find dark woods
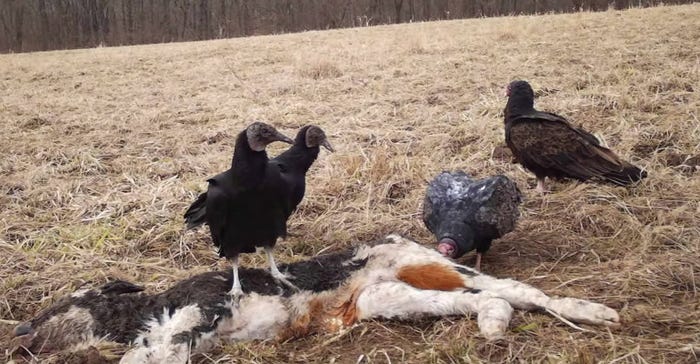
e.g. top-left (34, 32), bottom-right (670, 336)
top-left (0, 0), bottom-right (692, 53)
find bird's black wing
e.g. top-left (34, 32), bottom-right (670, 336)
top-left (204, 171), bottom-right (244, 255)
top-left (269, 141), bottom-right (319, 213)
top-left (422, 171), bottom-right (475, 234)
top-left (470, 176), bottom-right (522, 237)
top-left (184, 169), bottom-right (233, 231)
top-left (184, 191), bottom-right (208, 230)
top-left (269, 158), bottom-right (305, 212)
top-left (537, 111), bottom-right (602, 146)
top-left (264, 162), bottom-right (296, 222)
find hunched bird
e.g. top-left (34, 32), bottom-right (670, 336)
top-left (504, 80), bottom-right (647, 193)
top-left (184, 124), bottom-right (332, 298)
top-left (187, 121), bottom-right (294, 298)
top-left (422, 171), bottom-right (522, 271)
top-left (185, 125), bottom-right (333, 229)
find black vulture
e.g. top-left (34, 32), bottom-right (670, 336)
top-left (185, 125), bottom-right (333, 230)
top-left (184, 123), bottom-right (332, 297)
top-left (269, 125), bottom-right (333, 213)
top-left (422, 171), bottom-right (522, 271)
top-left (504, 80), bottom-right (647, 193)
top-left (187, 121), bottom-right (294, 297)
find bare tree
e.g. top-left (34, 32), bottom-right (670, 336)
top-left (0, 0), bottom-right (692, 53)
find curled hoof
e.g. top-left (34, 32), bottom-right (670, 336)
top-left (550, 298), bottom-right (620, 327)
top-left (582, 302), bottom-right (620, 327)
top-left (477, 297), bottom-right (513, 340)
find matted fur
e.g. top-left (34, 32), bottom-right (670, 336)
top-left (10, 235), bottom-right (618, 363)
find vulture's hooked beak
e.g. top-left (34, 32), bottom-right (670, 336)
top-left (276, 131), bottom-right (294, 145)
top-left (321, 139), bottom-right (334, 152)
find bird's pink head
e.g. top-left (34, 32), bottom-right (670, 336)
top-left (437, 237), bottom-right (458, 258)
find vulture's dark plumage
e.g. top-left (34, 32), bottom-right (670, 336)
top-left (504, 80), bottom-right (647, 193)
top-left (422, 171), bottom-right (522, 271)
top-left (185, 125), bottom-right (332, 229)
top-left (269, 125), bottom-right (333, 213)
top-left (184, 124), bottom-right (332, 297)
top-left (185, 121), bottom-right (294, 297)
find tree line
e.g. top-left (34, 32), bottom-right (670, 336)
top-left (0, 0), bottom-right (692, 53)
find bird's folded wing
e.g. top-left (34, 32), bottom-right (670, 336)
top-left (508, 117), bottom-right (626, 181)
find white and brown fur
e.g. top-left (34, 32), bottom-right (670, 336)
top-left (10, 235), bottom-right (619, 363)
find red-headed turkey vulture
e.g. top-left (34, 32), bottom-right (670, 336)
top-left (504, 80), bottom-right (647, 193)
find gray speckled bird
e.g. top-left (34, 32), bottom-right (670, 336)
top-left (422, 171), bottom-right (522, 271)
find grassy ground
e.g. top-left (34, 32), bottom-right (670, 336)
top-left (1, 4), bottom-right (699, 363)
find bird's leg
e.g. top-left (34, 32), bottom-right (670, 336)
top-left (229, 256), bottom-right (243, 303)
top-left (265, 247), bottom-right (299, 291)
top-left (535, 177), bottom-right (549, 194)
top-left (475, 253), bottom-right (483, 272)
top-left (265, 247), bottom-right (293, 279)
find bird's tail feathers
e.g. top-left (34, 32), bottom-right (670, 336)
top-left (184, 193), bottom-right (208, 230)
top-left (602, 161), bottom-right (647, 186)
top-left (589, 147), bottom-right (647, 186)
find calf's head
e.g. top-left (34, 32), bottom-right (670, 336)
top-left (10, 280), bottom-right (145, 356)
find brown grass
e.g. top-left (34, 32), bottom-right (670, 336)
top-left (1, 4), bottom-right (699, 363)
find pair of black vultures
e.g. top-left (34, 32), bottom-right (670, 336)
top-left (184, 80), bottom-right (646, 297)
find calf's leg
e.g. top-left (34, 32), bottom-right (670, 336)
top-left (354, 281), bottom-right (513, 339)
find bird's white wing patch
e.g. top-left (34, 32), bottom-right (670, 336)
top-left (445, 178), bottom-right (471, 200)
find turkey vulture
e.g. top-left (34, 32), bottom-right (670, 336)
top-left (185, 125), bottom-right (333, 229)
top-left (187, 121), bottom-right (294, 298)
top-left (504, 80), bottom-right (647, 193)
top-left (422, 171), bottom-right (522, 271)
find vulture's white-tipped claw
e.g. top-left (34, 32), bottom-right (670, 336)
top-left (273, 273), bottom-right (300, 292)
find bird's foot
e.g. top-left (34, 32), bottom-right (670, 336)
top-left (271, 271), bottom-right (300, 292)
top-left (535, 186), bottom-right (550, 194)
top-left (535, 179), bottom-right (550, 194)
top-left (228, 285), bottom-right (244, 307)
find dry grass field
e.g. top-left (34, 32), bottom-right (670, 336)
top-left (1, 4), bottom-right (699, 363)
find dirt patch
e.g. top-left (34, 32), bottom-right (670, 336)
top-left (298, 60), bottom-right (343, 79)
top-left (632, 131), bottom-right (678, 157)
top-left (662, 152), bottom-right (700, 175)
top-left (21, 116), bottom-right (51, 130)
